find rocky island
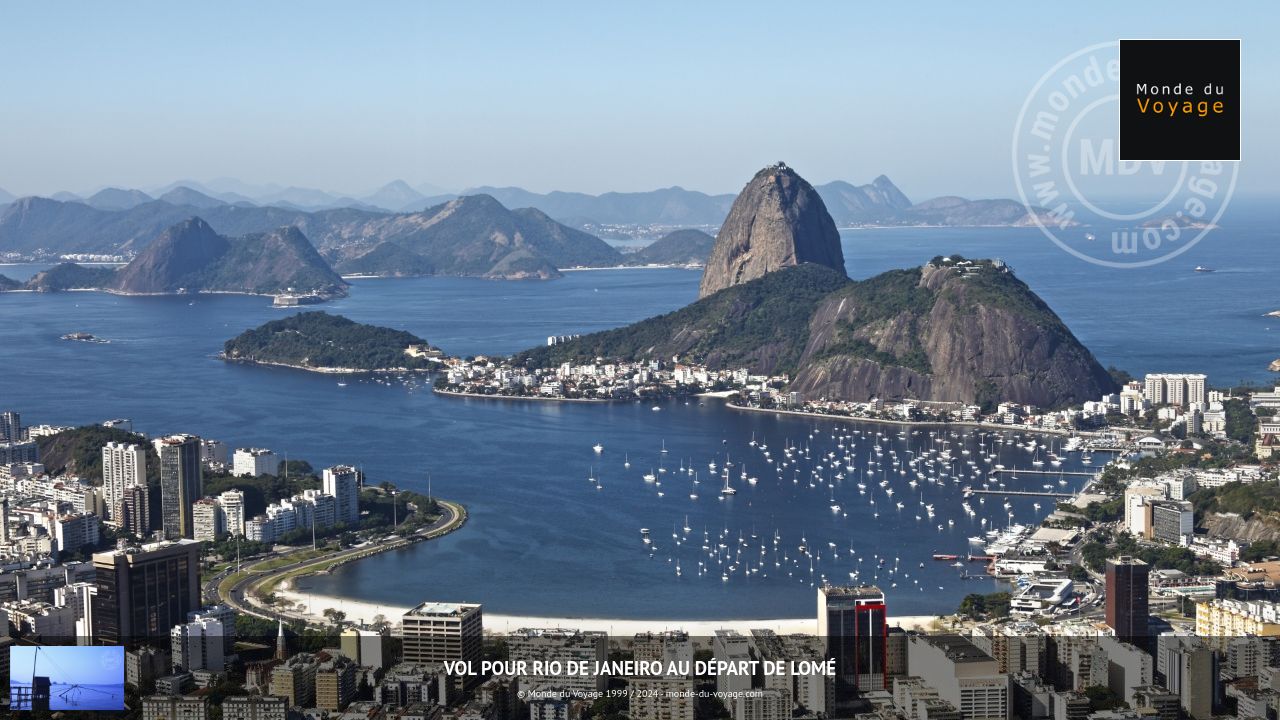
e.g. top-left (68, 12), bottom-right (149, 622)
top-left (222, 311), bottom-right (442, 373)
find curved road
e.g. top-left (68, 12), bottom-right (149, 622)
top-left (212, 499), bottom-right (466, 623)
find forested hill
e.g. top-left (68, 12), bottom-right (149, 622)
top-left (222, 311), bottom-right (439, 371)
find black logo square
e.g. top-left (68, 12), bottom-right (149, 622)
top-left (1120, 39), bottom-right (1240, 161)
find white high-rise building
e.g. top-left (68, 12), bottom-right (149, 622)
top-left (218, 489), bottom-right (246, 537)
top-left (323, 465), bottom-right (360, 525)
top-left (1143, 373), bottom-right (1208, 408)
top-left (102, 441), bottom-right (146, 525)
top-left (233, 448), bottom-right (277, 477)
top-left (172, 616), bottom-right (226, 672)
top-left (192, 498), bottom-right (224, 542)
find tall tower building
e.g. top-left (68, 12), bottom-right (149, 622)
top-left (102, 441), bottom-right (146, 525)
top-left (402, 601), bottom-right (482, 690)
top-left (218, 489), bottom-right (246, 537)
top-left (1106, 557), bottom-right (1150, 643)
top-left (91, 539), bottom-right (202, 643)
top-left (818, 584), bottom-right (887, 697)
top-left (120, 485), bottom-right (151, 537)
top-left (0, 410), bottom-right (21, 442)
top-left (156, 434), bottom-right (202, 539)
top-left (322, 465), bottom-right (360, 526)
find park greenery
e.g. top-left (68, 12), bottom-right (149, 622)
top-left (1079, 531), bottom-right (1220, 576)
top-left (956, 591), bottom-right (1011, 620)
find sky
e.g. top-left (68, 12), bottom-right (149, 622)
top-left (9, 646), bottom-right (124, 685)
top-left (1, 2), bottom-right (1276, 200)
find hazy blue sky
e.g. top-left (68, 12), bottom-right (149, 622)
top-left (1, 2), bottom-right (1274, 199)
top-left (9, 646), bottom-right (124, 685)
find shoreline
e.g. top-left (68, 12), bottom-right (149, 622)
top-left (220, 354), bottom-right (436, 375)
top-left (560, 264), bottom-right (703, 272)
top-left (433, 386), bottom-right (624, 403)
top-left (274, 588), bottom-right (942, 635)
top-left (725, 401), bottom-right (1095, 438)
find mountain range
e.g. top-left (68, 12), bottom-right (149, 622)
top-left (515, 163), bottom-right (1116, 408)
top-left (0, 190), bottom-right (623, 277)
top-left (0, 173), bottom-right (1058, 249)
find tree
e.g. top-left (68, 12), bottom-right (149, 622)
top-left (322, 608), bottom-right (347, 627)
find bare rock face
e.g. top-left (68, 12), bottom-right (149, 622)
top-left (698, 163), bottom-right (845, 298)
top-left (789, 260), bottom-right (1117, 408)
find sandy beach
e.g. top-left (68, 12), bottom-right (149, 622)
top-left (276, 587), bottom-right (942, 635)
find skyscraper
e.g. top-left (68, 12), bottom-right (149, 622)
top-left (401, 601), bottom-right (482, 690)
top-left (91, 539), bottom-right (202, 643)
top-left (0, 410), bottom-right (21, 442)
top-left (322, 465), bottom-right (359, 526)
top-left (156, 435), bottom-right (202, 539)
top-left (818, 584), bottom-right (887, 697)
top-left (120, 485), bottom-right (152, 537)
top-left (103, 441), bottom-right (146, 525)
top-left (1106, 557), bottom-right (1150, 643)
top-left (218, 489), bottom-right (246, 537)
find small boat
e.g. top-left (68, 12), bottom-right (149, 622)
top-left (337, 382), bottom-right (347, 387)
top-left (1194, 265), bottom-right (1214, 272)
top-left (593, 443), bottom-right (603, 454)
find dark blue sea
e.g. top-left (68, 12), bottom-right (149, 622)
top-left (1, 203), bottom-right (1276, 619)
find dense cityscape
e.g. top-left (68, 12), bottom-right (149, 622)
top-left (1, 367), bottom-right (1278, 718)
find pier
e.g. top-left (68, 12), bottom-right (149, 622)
top-left (993, 468), bottom-right (1098, 477)
top-left (966, 489), bottom-right (1074, 499)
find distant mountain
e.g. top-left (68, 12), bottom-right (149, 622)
top-left (84, 188), bottom-right (154, 211)
top-left (0, 188), bottom-right (15, 204)
top-left (5, 217), bottom-right (347, 297)
top-left (361, 180), bottom-right (427, 212)
top-left (158, 187), bottom-right (228, 209)
top-left (50, 191), bottom-right (82, 202)
top-left (0, 193), bottom-right (619, 277)
top-left (112, 218), bottom-right (346, 296)
top-left (902, 196), bottom-right (1051, 226)
top-left (0, 273), bottom-right (22, 291)
top-left (335, 241), bottom-right (435, 277)
top-left (700, 163), bottom-right (845, 298)
top-left (321, 195), bottom-right (622, 279)
top-left (813, 176), bottom-right (912, 223)
top-left (625, 229), bottom-right (716, 266)
top-left (813, 176), bottom-right (1060, 227)
top-left (255, 186), bottom-right (343, 209)
top-left (456, 186), bottom-right (736, 226)
top-left (0, 197), bottom-right (193, 254)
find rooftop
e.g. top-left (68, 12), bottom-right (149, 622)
top-left (405, 601), bottom-right (481, 618)
top-left (821, 584), bottom-right (885, 600)
top-left (915, 634), bottom-right (995, 664)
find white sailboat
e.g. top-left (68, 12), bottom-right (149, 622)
top-left (720, 469), bottom-right (737, 495)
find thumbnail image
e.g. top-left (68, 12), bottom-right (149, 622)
top-left (9, 646), bottom-right (125, 711)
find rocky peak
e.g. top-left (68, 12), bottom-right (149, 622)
top-left (698, 163), bottom-right (845, 298)
top-left (868, 175), bottom-right (912, 208)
